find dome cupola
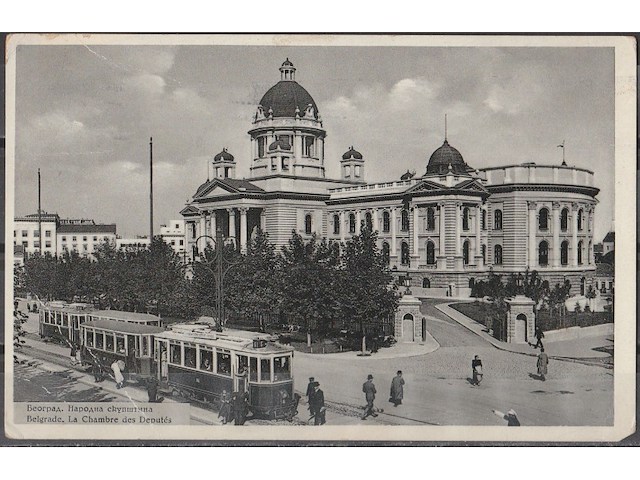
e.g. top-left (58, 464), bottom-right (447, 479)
top-left (342, 146), bottom-right (363, 160)
top-left (426, 139), bottom-right (468, 175)
top-left (211, 147), bottom-right (236, 179)
top-left (340, 146), bottom-right (365, 182)
top-left (213, 147), bottom-right (234, 162)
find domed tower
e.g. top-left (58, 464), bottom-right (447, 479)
top-left (211, 147), bottom-right (236, 179)
top-left (248, 59), bottom-right (327, 178)
top-left (340, 146), bottom-right (365, 181)
top-left (424, 137), bottom-right (474, 186)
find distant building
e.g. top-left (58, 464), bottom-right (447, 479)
top-left (602, 231), bottom-right (614, 255)
top-left (57, 222), bottom-right (117, 257)
top-left (14, 245), bottom-right (25, 266)
top-left (14, 212), bottom-right (60, 256)
top-left (116, 236), bottom-right (151, 251)
top-left (159, 219), bottom-right (186, 258)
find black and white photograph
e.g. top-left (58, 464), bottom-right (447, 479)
top-left (4, 34), bottom-right (636, 442)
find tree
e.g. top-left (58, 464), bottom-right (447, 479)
top-left (523, 270), bottom-right (550, 324)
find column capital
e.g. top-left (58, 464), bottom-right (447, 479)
top-left (437, 202), bottom-right (446, 209)
top-left (552, 201), bottom-right (561, 209)
top-left (527, 201), bottom-right (537, 211)
top-left (238, 207), bottom-right (249, 214)
top-left (571, 202), bottom-right (580, 212)
top-left (226, 208), bottom-right (236, 215)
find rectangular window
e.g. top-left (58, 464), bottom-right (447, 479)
top-left (83, 244), bottom-right (88, 251)
top-left (249, 357), bottom-right (258, 382)
top-left (216, 351), bottom-right (231, 376)
top-left (86, 329), bottom-right (94, 347)
top-left (281, 157), bottom-right (289, 171)
top-left (45, 230), bottom-right (51, 238)
top-left (141, 336), bottom-right (148, 356)
top-left (271, 157), bottom-right (277, 171)
top-left (62, 236), bottom-right (66, 242)
top-left (303, 136), bottom-right (315, 157)
top-left (116, 335), bottom-right (125, 354)
top-left (274, 355), bottom-right (291, 381)
top-left (170, 342), bottom-right (182, 364)
top-left (34, 241), bottom-right (40, 248)
top-left (184, 344), bottom-right (196, 368)
top-left (93, 236), bottom-right (98, 241)
top-left (45, 241), bottom-right (51, 248)
top-left (72, 236), bottom-right (77, 242)
top-left (34, 230), bottom-right (40, 238)
top-left (258, 137), bottom-right (266, 158)
top-left (179, 240), bottom-right (184, 246)
top-left (260, 358), bottom-right (271, 381)
top-left (237, 354), bottom-right (249, 375)
top-left (22, 230), bottom-right (28, 237)
top-left (13, 230), bottom-right (16, 237)
top-left (199, 348), bottom-right (213, 371)
top-left (95, 332), bottom-right (104, 349)
top-left (105, 333), bottom-right (114, 352)
top-left (83, 236), bottom-right (87, 241)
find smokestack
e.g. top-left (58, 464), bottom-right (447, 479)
top-left (149, 137), bottom-right (154, 242)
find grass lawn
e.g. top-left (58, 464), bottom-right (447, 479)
top-left (449, 301), bottom-right (496, 328)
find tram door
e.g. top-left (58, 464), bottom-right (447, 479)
top-left (234, 354), bottom-right (249, 394)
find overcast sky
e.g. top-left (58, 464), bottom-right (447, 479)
top-left (13, 44), bottom-right (614, 240)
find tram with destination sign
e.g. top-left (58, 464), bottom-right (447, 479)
top-left (154, 322), bottom-right (300, 420)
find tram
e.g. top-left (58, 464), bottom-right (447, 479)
top-left (39, 302), bottom-right (162, 346)
top-left (154, 323), bottom-right (300, 420)
top-left (79, 318), bottom-right (165, 379)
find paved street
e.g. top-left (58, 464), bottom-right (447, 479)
top-left (293, 299), bottom-right (613, 426)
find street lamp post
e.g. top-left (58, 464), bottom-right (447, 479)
top-left (194, 225), bottom-right (242, 329)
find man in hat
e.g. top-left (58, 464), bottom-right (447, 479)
top-left (361, 374), bottom-right (378, 420)
top-left (309, 382), bottom-right (326, 425)
top-left (471, 355), bottom-right (483, 386)
top-left (492, 408), bottom-right (520, 426)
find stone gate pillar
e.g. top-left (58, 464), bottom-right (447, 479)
top-left (394, 294), bottom-right (423, 342)
top-left (505, 295), bottom-right (536, 344)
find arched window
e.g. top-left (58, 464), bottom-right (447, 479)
top-left (561, 240), bottom-right (569, 265)
top-left (494, 209), bottom-right (503, 230)
top-left (401, 209), bottom-right (409, 231)
top-left (578, 209), bottom-right (584, 231)
top-left (382, 211), bottom-right (390, 233)
top-left (462, 207), bottom-right (470, 231)
top-left (463, 240), bottom-right (470, 265)
top-left (304, 214), bottom-right (312, 235)
top-left (494, 244), bottom-right (503, 265)
top-left (481, 244), bottom-right (486, 264)
top-left (365, 212), bottom-right (373, 230)
top-left (382, 242), bottom-right (390, 266)
top-left (538, 208), bottom-right (549, 231)
top-left (333, 214), bottom-right (340, 235)
top-left (580, 277), bottom-right (586, 296)
top-left (482, 210), bottom-right (486, 230)
top-left (422, 278), bottom-right (431, 288)
top-left (588, 241), bottom-right (592, 264)
top-left (426, 241), bottom-right (436, 265)
top-left (561, 208), bottom-right (569, 231)
top-left (401, 242), bottom-right (410, 265)
top-left (577, 240), bottom-right (583, 264)
top-left (349, 213), bottom-right (356, 234)
top-left (538, 240), bottom-right (549, 266)
top-left (426, 207), bottom-right (435, 231)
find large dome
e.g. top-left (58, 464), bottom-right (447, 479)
top-left (426, 140), bottom-right (468, 175)
top-left (258, 81), bottom-right (319, 119)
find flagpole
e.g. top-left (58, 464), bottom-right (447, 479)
top-left (149, 137), bottom-right (154, 242)
top-left (38, 168), bottom-right (42, 255)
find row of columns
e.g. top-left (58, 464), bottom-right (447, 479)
top-left (194, 208), bottom-right (266, 254)
top-left (527, 201), bottom-right (593, 268)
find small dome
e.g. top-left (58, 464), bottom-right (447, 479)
top-left (213, 148), bottom-right (234, 162)
top-left (282, 58), bottom-right (294, 67)
top-left (426, 140), bottom-right (467, 175)
top-left (268, 139), bottom-right (292, 151)
top-left (342, 146), bottom-right (363, 160)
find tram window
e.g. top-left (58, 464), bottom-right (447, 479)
top-left (200, 349), bottom-right (213, 371)
top-left (127, 335), bottom-right (136, 355)
top-left (250, 357), bottom-right (258, 382)
top-left (217, 352), bottom-right (231, 376)
top-left (105, 333), bottom-right (114, 352)
top-left (274, 356), bottom-right (291, 381)
top-left (56, 314), bottom-right (62, 326)
top-left (116, 335), bottom-right (126, 354)
top-left (184, 345), bottom-right (197, 368)
top-left (237, 355), bottom-right (249, 375)
top-left (96, 332), bottom-right (104, 349)
top-left (86, 329), bottom-right (94, 347)
top-left (170, 343), bottom-right (182, 365)
top-left (142, 336), bottom-right (148, 357)
top-left (260, 358), bottom-right (271, 381)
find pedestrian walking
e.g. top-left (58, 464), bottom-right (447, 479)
top-left (389, 371), bottom-right (405, 407)
top-left (92, 358), bottom-right (104, 383)
top-left (492, 408), bottom-right (520, 426)
top-left (218, 390), bottom-right (232, 424)
top-left (70, 344), bottom-right (78, 366)
top-left (531, 326), bottom-right (545, 349)
top-left (232, 391), bottom-right (249, 425)
top-left (306, 377), bottom-right (315, 399)
top-left (361, 374), bottom-right (378, 420)
top-left (309, 382), bottom-right (326, 425)
top-left (111, 360), bottom-right (125, 389)
top-left (537, 347), bottom-right (549, 381)
top-left (472, 355), bottom-right (483, 386)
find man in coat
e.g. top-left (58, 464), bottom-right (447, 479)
top-left (389, 370), bottom-right (405, 407)
top-left (537, 347), bottom-right (549, 381)
top-left (308, 382), bottom-right (326, 425)
top-left (306, 376), bottom-right (316, 413)
top-left (361, 374), bottom-right (378, 420)
top-left (232, 391), bottom-right (249, 425)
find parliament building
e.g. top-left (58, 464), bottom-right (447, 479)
top-left (181, 60), bottom-right (598, 296)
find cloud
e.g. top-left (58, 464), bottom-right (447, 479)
top-left (389, 78), bottom-right (436, 109)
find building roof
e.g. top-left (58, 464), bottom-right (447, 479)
top-left (595, 262), bottom-right (614, 276)
top-left (342, 146), bottom-right (363, 160)
top-left (259, 80), bottom-right (319, 119)
top-left (213, 148), bottom-right (234, 162)
top-left (58, 224), bottom-right (116, 234)
top-left (426, 139), bottom-right (468, 175)
top-left (603, 231), bottom-right (615, 243)
top-left (82, 319), bottom-right (165, 335)
top-left (15, 212), bottom-right (60, 222)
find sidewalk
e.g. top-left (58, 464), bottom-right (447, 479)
top-left (434, 302), bottom-right (613, 365)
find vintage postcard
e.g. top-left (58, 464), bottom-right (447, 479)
top-left (4, 34), bottom-right (636, 442)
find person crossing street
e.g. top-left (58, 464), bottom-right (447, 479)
top-left (361, 374), bottom-right (379, 420)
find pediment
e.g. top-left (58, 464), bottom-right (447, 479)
top-left (194, 180), bottom-right (238, 199)
top-left (405, 180), bottom-right (446, 193)
top-left (180, 205), bottom-right (201, 216)
top-left (453, 179), bottom-right (490, 194)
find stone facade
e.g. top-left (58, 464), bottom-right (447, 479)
top-left (394, 294), bottom-right (424, 343)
